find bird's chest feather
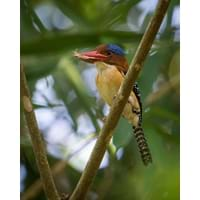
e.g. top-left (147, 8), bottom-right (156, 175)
top-left (95, 62), bottom-right (141, 126)
top-left (95, 63), bottom-right (123, 106)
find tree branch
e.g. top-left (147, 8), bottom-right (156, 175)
top-left (20, 65), bottom-right (60, 200)
top-left (21, 135), bottom-right (96, 200)
top-left (69, 0), bottom-right (171, 199)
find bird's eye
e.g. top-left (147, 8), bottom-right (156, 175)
top-left (106, 51), bottom-right (112, 56)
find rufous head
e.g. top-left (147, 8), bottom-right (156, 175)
top-left (74, 44), bottom-right (128, 73)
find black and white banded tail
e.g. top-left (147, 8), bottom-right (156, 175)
top-left (133, 126), bottom-right (152, 166)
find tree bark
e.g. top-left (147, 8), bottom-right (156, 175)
top-left (21, 65), bottom-right (60, 200)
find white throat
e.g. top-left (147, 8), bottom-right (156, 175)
top-left (95, 62), bottom-right (115, 73)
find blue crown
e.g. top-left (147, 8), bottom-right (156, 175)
top-left (107, 44), bottom-right (125, 56)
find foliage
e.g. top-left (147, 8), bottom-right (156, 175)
top-left (20, 0), bottom-right (180, 199)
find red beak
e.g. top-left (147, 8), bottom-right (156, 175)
top-left (74, 50), bottom-right (108, 63)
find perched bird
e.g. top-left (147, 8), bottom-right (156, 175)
top-left (74, 44), bottom-right (152, 166)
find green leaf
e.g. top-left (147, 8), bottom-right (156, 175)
top-left (20, 0), bottom-right (40, 39)
top-left (147, 106), bottom-right (179, 123)
top-left (21, 31), bottom-right (142, 55)
top-left (53, 0), bottom-right (92, 28)
top-left (57, 57), bottom-right (100, 131)
top-left (168, 49), bottom-right (180, 94)
top-left (22, 55), bottom-right (59, 81)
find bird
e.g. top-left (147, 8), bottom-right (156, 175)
top-left (74, 44), bottom-right (152, 166)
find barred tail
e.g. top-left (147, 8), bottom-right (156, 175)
top-left (133, 126), bottom-right (152, 166)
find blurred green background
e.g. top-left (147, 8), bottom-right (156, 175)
top-left (20, 0), bottom-right (180, 199)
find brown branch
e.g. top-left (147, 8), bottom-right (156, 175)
top-left (21, 161), bottom-right (66, 200)
top-left (21, 135), bottom-right (96, 200)
top-left (20, 65), bottom-right (60, 200)
top-left (69, 0), bottom-right (171, 199)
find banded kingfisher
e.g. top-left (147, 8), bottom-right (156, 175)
top-left (74, 44), bottom-right (152, 166)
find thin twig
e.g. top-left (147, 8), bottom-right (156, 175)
top-left (20, 65), bottom-right (60, 200)
top-left (69, 0), bottom-right (171, 199)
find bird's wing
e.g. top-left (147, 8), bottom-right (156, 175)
top-left (133, 82), bottom-right (143, 125)
top-left (120, 68), bottom-right (143, 125)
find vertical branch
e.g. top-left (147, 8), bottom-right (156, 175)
top-left (69, 0), bottom-right (170, 200)
top-left (20, 65), bottom-right (60, 200)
